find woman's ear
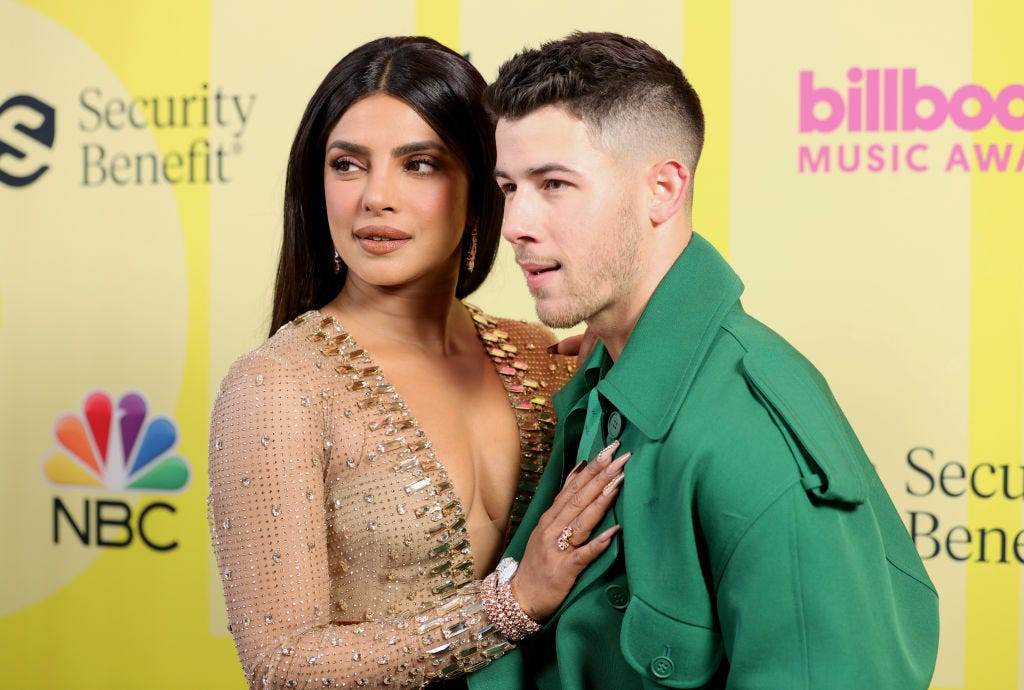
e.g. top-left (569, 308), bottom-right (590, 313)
top-left (646, 159), bottom-right (690, 225)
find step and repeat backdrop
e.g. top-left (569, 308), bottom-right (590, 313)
top-left (1, 1), bottom-right (1021, 688)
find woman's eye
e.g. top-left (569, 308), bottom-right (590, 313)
top-left (406, 158), bottom-right (437, 173)
top-left (500, 182), bottom-right (517, 197)
top-left (330, 158), bottom-right (358, 172)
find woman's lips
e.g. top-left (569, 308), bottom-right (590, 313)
top-left (354, 226), bottom-right (411, 255)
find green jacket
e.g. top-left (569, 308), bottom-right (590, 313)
top-left (470, 234), bottom-right (939, 689)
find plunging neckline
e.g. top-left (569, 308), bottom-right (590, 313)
top-left (311, 305), bottom-right (530, 573)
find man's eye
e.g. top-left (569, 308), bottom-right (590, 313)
top-left (543, 179), bottom-right (566, 191)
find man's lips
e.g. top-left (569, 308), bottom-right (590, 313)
top-left (517, 259), bottom-right (561, 289)
top-left (516, 259), bottom-right (560, 275)
top-left (354, 225), bottom-right (411, 255)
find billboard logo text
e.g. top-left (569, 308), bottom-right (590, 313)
top-left (800, 68), bottom-right (1024, 133)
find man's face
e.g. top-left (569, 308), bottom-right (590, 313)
top-left (494, 106), bottom-right (645, 330)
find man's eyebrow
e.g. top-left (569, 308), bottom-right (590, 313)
top-left (494, 163), bottom-right (578, 179)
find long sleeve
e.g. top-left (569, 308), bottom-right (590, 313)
top-left (208, 347), bottom-right (514, 689)
top-left (714, 476), bottom-right (938, 690)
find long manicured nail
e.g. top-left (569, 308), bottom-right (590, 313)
top-left (607, 451), bottom-right (632, 474)
top-left (563, 460), bottom-right (587, 486)
top-left (602, 473), bottom-right (625, 496)
top-left (598, 525), bottom-right (621, 542)
top-left (597, 440), bottom-right (620, 463)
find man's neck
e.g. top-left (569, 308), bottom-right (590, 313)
top-left (591, 228), bottom-right (693, 361)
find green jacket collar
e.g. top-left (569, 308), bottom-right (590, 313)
top-left (554, 232), bottom-right (744, 439)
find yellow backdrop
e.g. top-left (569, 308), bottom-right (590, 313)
top-left (1, 1), bottom-right (1020, 688)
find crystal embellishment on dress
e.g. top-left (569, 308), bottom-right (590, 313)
top-left (43, 390), bottom-right (191, 492)
top-left (208, 308), bottom-right (571, 686)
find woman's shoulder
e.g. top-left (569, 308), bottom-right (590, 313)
top-left (218, 310), bottom-right (330, 387)
top-left (466, 304), bottom-right (557, 348)
top-left (465, 304), bottom-right (577, 387)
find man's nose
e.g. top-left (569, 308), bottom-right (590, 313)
top-left (500, 194), bottom-right (539, 245)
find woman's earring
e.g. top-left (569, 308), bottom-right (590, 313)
top-left (465, 226), bottom-right (478, 273)
top-left (333, 249), bottom-right (341, 274)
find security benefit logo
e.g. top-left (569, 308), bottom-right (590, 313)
top-left (0, 94), bottom-right (55, 187)
top-left (43, 391), bottom-right (191, 551)
top-left (79, 83), bottom-right (254, 186)
top-left (905, 446), bottom-right (1024, 565)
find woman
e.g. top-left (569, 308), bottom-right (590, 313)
top-left (208, 36), bottom-right (628, 689)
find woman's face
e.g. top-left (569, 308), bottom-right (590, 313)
top-left (323, 93), bottom-right (471, 295)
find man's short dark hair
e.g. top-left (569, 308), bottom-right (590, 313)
top-left (484, 31), bottom-right (705, 174)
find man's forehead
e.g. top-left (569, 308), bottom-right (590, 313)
top-left (495, 107), bottom-right (603, 173)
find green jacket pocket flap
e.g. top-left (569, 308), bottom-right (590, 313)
top-left (742, 349), bottom-right (868, 504)
top-left (620, 596), bottom-right (723, 687)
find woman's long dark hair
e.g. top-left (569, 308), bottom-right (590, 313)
top-left (269, 36), bottom-right (502, 336)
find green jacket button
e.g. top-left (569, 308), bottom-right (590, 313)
top-left (606, 410), bottom-right (623, 438)
top-left (604, 584), bottom-right (629, 610)
top-left (650, 655), bottom-right (675, 679)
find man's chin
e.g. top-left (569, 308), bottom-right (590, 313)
top-left (535, 302), bottom-right (586, 330)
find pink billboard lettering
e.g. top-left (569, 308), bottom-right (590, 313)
top-left (800, 68), bottom-right (1024, 133)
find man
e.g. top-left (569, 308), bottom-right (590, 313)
top-left (469, 32), bottom-right (939, 689)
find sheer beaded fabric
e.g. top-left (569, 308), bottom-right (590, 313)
top-left (208, 307), bottom-right (574, 689)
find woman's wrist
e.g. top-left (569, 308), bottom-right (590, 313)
top-left (481, 560), bottom-right (542, 641)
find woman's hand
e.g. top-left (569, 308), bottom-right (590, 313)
top-left (548, 328), bottom-right (599, 367)
top-left (510, 440), bottom-right (630, 621)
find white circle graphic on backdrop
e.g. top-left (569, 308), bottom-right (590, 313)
top-left (0, 0), bottom-right (188, 615)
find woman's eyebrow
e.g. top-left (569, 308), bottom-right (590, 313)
top-left (392, 141), bottom-right (445, 157)
top-left (326, 139), bottom-right (368, 155)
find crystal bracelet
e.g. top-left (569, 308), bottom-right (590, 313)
top-left (480, 571), bottom-right (542, 641)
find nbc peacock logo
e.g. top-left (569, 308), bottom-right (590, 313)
top-left (44, 391), bottom-right (190, 551)
top-left (44, 390), bottom-right (190, 492)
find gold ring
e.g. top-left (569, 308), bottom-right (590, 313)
top-left (557, 525), bottom-right (575, 551)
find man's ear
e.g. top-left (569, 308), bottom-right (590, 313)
top-left (646, 159), bottom-right (690, 225)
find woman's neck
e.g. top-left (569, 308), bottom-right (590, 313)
top-left (324, 278), bottom-right (471, 355)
